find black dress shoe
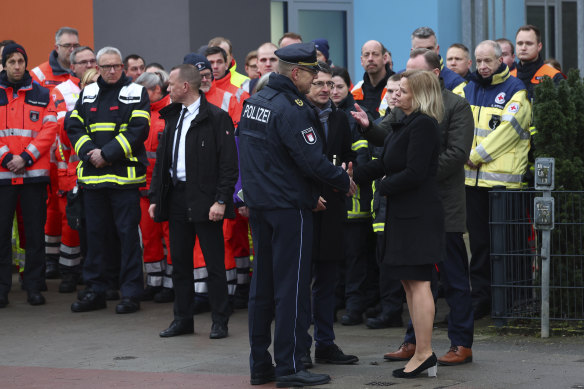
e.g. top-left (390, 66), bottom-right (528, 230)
top-left (392, 353), bottom-right (437, 378)
top-left (154, 287), bottom-right (174, 303)
top-left (115, 297), bottom-right (140, 314)
top-left (71, 291), bottom-right (107, 312)
top-left (366, 313), bottom-right (403, 329)
top-left (250, 365), bottom-right (275, 385)
top-left (315, 344), bottom-right (359, 364)
top-left (209, 322), bottom-right (228, 339)
top-left (27, 291), bottom-right (46, 306)
top-left (276, 370), bottom-right (331, 388)
top-left (159, 319), bottom-right (194, 337)
top-left (141, 285), bottom-right (161, 301)
top-left (341, 311), bottom-right (363, 325)
top-left (300, 349), bottom-right (313, 369)
top-left (0, 295), bottom-right (8, 308)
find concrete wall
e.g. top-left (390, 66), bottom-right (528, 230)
top-left (94, 0), bottom-right (270, 73)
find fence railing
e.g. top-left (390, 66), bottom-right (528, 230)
top-left (489, 190), bottom-right (584, 325)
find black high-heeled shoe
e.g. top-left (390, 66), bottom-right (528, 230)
top-left (392, 352), bottom-right (437, 378)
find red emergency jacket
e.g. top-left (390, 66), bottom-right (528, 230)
top-left (205, 83), bottom-right (242, 128)
top-left (0, 72), bottom-right (58, 185)
top-left (31, 51), bottom-right (76, 91)
top-left (143, 94), bottom-right (171, 191)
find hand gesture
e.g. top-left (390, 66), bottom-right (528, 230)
top-left (350, 104), bottom-right (370, 129)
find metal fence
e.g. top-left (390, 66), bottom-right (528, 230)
top-left (489, 190), bottom-right (584, 322)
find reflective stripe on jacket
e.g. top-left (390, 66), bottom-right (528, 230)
top-left (463, 65), bottom-right (531, 189)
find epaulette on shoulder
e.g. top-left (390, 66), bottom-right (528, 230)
top-left (282, 93), bottom-right (307, 109)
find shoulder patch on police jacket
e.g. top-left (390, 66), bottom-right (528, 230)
top-left (295, 99), bottom-right (304, 107)
top-left (301, 127), bottom-right (317, 144)
top-left (119, 83), bottom-right (143, 104)
top-left (82, 83), bottom-right (100, 104)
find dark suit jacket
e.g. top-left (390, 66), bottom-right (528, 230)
top-left (311, 104), bottom-right (356, 262)
top-left (149, 94), bottom-right (238, 223)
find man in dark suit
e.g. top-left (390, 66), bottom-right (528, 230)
top-left (148, 63), bottom-right (238, 339)
top-left (303, 62), bottom-right (358, 366)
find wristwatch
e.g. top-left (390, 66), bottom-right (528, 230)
top-left (217, 199), bottom-right (225, 205)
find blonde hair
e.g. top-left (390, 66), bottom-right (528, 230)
top-left (80, 68), bottom-right (99, 89)
top-left (401, 70), bottom-right (443, 123)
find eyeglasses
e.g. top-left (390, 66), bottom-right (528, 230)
top-left (311, 81), bottom-right (335, 89)
top-left (74, 59), bottom-right (97, 66)
top-left (59, 43), bottom-right (81, 49)
top-left (200, 72), bottom-right (213, 80)
top-left (297, 66), bottom-right (317, 76)
top-left (99, 64), bottom-right (124, 71)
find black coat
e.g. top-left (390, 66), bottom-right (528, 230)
top-left (149, 94), bottom-right (238, 223)
top-left (311, 104), bottom-right (356, 262)
top-left (361, 81), bottom-right (474, 232)
top-left (354, 111), bottom-right (444, 267)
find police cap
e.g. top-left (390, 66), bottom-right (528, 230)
top-left (275, 42), bottom-right (321, 72)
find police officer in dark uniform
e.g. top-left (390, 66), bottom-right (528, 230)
top-left (238, 43), bottom-right (357, 387)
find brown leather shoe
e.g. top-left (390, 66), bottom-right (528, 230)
top-left (383, 342), bottom-right (415, 361)
top-left (438, 345), bottom-right (473, 366)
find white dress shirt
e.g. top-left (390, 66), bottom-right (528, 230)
top-left (171, 97), bottom-right (200, 182)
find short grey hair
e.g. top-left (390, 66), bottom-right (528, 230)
top-left (70, 46), bottom-right (94, 65)
top-left (476, 40), bottom-right (502, 58)
top-left (411, 26), bottom-right (436, 41)
top-left (135, 70), bottom-right (169, 90)
top-left (55, 27), bottom-right (79, 44)
top-left (96, 47), bottom-right (123, 64)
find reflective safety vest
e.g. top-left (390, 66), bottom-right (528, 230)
top-left (347, 138), bottom-right (372, 220)
top-left (52, 80), bottom-right (81, 192)
top-left (509, 63), bottom-right (562, 84)
top-left (0, 77), bottom-right (58, 185)
top-left (352, 80), bottom-right (387, 117)
top-left (228, 60), bottom-right (250, 90)
top-left (463, 66), bottom-right (531, 189)
top-left (67, 77), bottom-right (150, 188)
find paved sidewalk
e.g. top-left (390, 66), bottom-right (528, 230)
top-left (1, 275), bottom-right (584, 389)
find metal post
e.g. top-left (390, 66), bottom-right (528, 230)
top-left (534, 158), bottom-right (555, 338)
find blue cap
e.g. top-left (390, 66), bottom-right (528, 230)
top-left (275, 42), bottom-right (321, 71)
top-left (312, 39), bottom-right (330, 61)
top-left (183, 53), bottom-right (213, 80)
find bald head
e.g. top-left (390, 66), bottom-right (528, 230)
top-left (257, 42), bottom-right (278, 75)
top-left (360, 40), bottom-right (386, 78)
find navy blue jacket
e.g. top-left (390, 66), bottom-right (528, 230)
top-left (238, 73), bottom-right (350, 210)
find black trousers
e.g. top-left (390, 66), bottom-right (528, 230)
top-left (376, 232), bottom-right (404, 317)
top-left (248, 208), bottom-right (312, 378)
top-left (0, 183), bottom-right (47, 295)
top-left (343, 221), bottom-right (376, 314)
top-left (83, 188), bottom-right (143, 298)
top-left (466, 186), bottom-right (492, 307)
top-left (168, 185), bottom-right (229, 323)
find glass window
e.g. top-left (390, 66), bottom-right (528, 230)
top-left (297, 10), bottom-right (348, 68)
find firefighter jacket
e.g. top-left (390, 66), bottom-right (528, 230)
top-left (142, 94), bottom-right (171, 192)
top-left (510, 55), bottom-right (565, 100)
top-left (336, 93), bottom-right (372, 221)
top-left (351, 63), bottom-right (394, 119)
top-left (216, 69), bottom-right (250, 104)
top-left (52, 79), bottom-right (81, 192)
top-left (205, 82), bottom-right (242, 128)
top-left (0, 71), bottom-right (58, 185)
top-left (463, 64), bottom-right (531, 189)
top-left (66, 74), bottom-right (150, 189)
top-left (31, 50), bottom-right (76, 91)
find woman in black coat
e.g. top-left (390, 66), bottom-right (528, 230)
top-left (352, 70), bottom-right (444, 378)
